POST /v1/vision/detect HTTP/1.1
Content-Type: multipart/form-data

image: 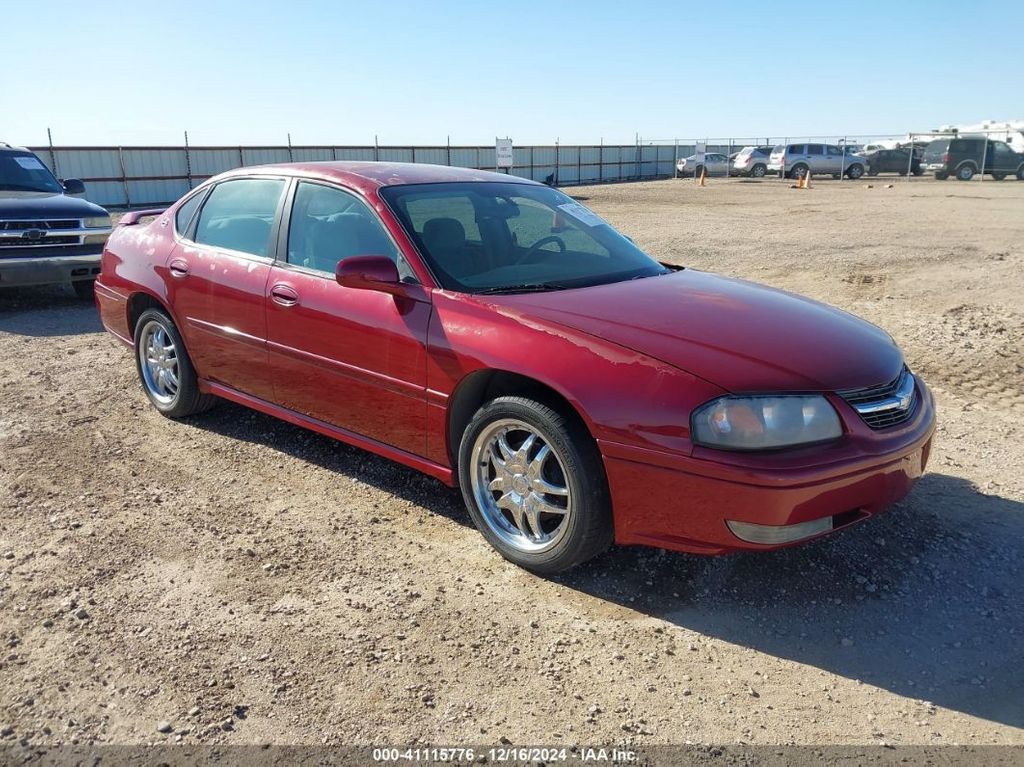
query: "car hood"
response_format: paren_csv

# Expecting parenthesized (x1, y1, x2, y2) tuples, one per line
(0, 191, 107, 219)
(490, 269, 903, 392)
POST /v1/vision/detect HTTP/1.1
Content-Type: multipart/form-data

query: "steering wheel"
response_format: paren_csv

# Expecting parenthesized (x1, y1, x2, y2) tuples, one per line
(515, 235, 566, 265)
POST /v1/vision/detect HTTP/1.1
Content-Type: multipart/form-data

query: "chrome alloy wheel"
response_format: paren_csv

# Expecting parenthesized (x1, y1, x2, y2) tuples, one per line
(470, 418, 572, 553)
(138, 320, 180, 405)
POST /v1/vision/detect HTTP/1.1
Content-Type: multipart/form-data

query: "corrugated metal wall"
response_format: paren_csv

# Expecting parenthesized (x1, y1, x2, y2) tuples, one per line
(27, 142, 683, 208)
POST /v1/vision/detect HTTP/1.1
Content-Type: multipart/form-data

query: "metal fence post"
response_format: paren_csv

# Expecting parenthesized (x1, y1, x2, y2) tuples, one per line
(117, 146, 131, 208)
(446, 135, 451, 166)
(980, 134, 988, 182)
(374, 135, 379, 162)
(238, 146, 244, 168)
(576, 143, 581, 184)
(599, 138, 604, 182)
(47, 127, 60, 179)
(555, 138, 560, 185)
(184, 130, 193, 189)
(673, 138, 678, 178)
(287, 133, 294, 162)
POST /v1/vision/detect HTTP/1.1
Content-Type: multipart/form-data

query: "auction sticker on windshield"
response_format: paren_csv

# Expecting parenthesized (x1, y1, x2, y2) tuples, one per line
(14, 156, 46, 170)
(557, 201, 606, 228)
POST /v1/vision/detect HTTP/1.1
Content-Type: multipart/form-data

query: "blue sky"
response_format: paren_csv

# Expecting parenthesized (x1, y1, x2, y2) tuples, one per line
(2, 0, 1020, 146)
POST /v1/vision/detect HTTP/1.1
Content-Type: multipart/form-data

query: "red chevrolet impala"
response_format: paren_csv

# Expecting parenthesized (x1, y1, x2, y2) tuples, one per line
(95, 163, 934, 573)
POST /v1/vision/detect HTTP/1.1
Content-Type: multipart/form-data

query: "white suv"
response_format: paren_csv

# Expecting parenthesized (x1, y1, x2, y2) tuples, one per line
(767, 143, 866, 180)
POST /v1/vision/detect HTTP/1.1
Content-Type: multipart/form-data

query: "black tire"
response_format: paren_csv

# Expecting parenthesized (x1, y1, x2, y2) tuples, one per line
(867, 169, 879, 176)
(992, 172, 1006, 181)
(133, 308, 217, 418)
(1017, 165, 1024, 181)
(846, 163, 865, 180)
(790, 163, 809, 180)
(956, 164, 975, 181)
(72, 279, 95, 301)
(935, 170, 949, 180)
(458, 396, 612, 574)
(694, 164, 705, 179)
(750, 163, 767, 178)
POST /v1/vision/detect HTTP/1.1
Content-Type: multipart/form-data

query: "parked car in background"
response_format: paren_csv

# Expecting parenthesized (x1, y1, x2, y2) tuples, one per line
(731, 145, 774, 177)
(676, 152, 730, 177)
(865, 149, 923, 176)
(0, 142, 112, 298)
(922, 137, 1024, 181)
(96, 162, 934, 574)
(768, 143, 867, 180)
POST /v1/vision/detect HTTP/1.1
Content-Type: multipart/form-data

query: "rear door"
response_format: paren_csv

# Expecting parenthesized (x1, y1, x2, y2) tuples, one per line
(805, 144, 827, 173)
(165, 176, 287, 400)
(264, 180, 431, 456)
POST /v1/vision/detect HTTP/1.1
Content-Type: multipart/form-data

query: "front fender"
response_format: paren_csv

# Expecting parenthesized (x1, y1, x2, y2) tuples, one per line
(425, 291, 726, 467)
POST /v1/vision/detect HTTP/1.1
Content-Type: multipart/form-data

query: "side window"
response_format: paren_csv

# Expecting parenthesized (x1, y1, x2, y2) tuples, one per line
(788, 144, 804, 155)
(807, 144, 824, 156)
(826, 146, 843, 156)
(286, 182, 410, 279)
(194, 178, 285, 257)
(174, 190, 205, 236)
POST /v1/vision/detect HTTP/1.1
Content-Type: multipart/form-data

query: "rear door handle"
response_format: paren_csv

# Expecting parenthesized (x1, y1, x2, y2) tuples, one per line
(168, 259, 189, 278)
(270, 283, 299, 307)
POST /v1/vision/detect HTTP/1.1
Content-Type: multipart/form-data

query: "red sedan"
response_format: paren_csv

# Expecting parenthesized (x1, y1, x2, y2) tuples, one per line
(95, 163, 934, 573)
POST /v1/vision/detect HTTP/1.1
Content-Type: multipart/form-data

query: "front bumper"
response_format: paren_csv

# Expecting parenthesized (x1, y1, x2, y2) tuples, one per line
(0, 252, 102, 287)
(600, 380, 936, 555)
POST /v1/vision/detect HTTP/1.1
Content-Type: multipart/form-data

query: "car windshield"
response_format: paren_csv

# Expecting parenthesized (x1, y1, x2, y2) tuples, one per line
(381, 182, 669, 293)
(0, 152, 63, 193)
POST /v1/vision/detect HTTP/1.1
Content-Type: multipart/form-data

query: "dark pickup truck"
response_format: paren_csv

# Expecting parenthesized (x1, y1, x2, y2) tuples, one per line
(1, 143, 112, 298)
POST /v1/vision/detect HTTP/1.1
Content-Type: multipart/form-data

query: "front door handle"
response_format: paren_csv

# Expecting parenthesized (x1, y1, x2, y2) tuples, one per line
(270, 283, 299, 307)
(168, 259, 189, 278)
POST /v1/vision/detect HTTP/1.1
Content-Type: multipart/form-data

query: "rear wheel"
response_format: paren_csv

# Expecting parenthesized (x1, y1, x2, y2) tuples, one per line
(694, 164, 705, 179)
(133, 308, 217, 418)
(72, 279, 95, 301)
(750, 163, 766, 178)
(846, 163, 865, 179)
(956, 164, 975, 181)
(790, 163, 809, 180)
(935, 170, 949, 180)
(459, 396, 612, 574)
(1017, 165, 1024, 181)
(992, 172, 1006, 181)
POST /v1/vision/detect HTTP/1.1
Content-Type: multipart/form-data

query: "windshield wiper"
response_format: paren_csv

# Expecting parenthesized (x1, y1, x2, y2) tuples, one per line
(476, 282, 570, 295)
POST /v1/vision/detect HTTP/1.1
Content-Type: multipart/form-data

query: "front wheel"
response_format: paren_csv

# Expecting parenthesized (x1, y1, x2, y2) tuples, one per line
(935, 170, 949, 180)
(459, 396, 612, 574)
(134, 308, 217, 418)
(992, 172, 1006, 181)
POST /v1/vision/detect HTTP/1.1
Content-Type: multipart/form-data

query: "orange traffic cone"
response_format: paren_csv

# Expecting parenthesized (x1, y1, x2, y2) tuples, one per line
(698, 167, 707, 187)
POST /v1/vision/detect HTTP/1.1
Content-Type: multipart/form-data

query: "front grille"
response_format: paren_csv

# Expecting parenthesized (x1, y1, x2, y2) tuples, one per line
(838, 367, 918, 430)
(0, 235, 80, 247)
(0, 219, 80, 231)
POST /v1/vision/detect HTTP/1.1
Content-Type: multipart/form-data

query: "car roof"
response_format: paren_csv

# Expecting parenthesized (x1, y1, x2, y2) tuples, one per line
(213, 161, 541, 194)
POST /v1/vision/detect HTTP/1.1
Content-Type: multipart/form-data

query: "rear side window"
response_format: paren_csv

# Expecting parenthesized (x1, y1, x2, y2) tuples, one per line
(174, 191, 205, 236)
(807, 144, 824, 155)
(194, 178, 286, 257)
(788, 144, 805, 154)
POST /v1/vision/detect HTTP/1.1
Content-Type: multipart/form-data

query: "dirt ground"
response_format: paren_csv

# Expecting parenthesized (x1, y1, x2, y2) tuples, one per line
(0, 176, 1022, 750)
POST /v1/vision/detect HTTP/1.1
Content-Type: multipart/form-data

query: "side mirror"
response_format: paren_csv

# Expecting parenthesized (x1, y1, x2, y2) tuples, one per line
(63, 178, 86, 195)
(335, 255, 401, 293)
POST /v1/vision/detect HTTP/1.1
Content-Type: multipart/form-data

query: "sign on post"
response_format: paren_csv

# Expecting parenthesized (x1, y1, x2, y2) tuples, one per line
(496, 138, 514, 169)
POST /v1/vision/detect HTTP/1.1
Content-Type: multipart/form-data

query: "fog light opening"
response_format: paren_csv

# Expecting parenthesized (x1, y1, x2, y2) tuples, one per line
(726, 516, 834, 545)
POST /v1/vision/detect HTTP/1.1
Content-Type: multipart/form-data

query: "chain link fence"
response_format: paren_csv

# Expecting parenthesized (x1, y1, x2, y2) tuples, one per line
(25, 128, 1024, 208)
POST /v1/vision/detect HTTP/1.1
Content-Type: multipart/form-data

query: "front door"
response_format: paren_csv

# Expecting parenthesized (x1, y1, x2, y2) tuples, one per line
(265, 180, 431, 457)
(165, 176, 287, 401)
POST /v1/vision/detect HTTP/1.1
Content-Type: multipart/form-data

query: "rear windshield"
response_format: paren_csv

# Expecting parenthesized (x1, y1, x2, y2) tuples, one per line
(0, 151, 63, 194)
(923, 140, 950, 160)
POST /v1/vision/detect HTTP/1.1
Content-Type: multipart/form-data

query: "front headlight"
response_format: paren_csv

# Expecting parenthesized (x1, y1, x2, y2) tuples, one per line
(692, 395, 842, 450)
(84, 215, 111, 229)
